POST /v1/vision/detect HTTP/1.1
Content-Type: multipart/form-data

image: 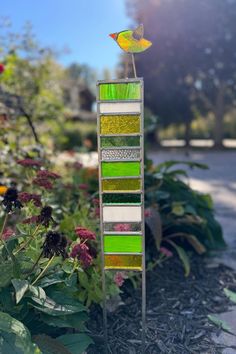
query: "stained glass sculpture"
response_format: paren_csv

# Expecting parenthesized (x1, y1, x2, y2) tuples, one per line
(97, 78, 146, 352)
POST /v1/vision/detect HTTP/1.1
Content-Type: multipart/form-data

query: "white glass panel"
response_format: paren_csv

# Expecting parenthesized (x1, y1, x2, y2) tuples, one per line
(103, 206, 142, 222)
(99, 102, 141, 114)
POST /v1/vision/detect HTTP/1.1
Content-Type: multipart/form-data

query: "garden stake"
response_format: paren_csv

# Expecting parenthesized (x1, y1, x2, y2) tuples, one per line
(97, 77, 146, 353)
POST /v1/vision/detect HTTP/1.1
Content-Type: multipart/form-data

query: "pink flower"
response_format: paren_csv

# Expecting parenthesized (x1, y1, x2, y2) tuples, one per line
(114, 272, 127, 287)
(73, 162, 83, 170)
(17, 159, 42, 167)
(33, 177, 53, 190)
(18, 192, 42, 207)
(0, 64, 5, 74)
(22, 215, 39, 224)
(114, 223, 131, 232)
(79, 184, 88, 190)
(36, 170, 61, 180)
(92, 198, 100, 206)
(75, 226, 96, 240)
(144, 209, 152, 218)
(160, 247, 173, 258)
(70, 243, 93, 268)
(2, 227, 14, 240)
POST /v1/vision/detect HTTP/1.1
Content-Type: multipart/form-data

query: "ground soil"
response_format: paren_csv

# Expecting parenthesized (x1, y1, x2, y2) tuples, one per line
(87, 256, 236, 354)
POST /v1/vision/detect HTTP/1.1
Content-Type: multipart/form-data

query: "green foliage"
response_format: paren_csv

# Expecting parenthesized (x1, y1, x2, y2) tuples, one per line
(224, 288, 236, 304)
(145, 159, 226, 274)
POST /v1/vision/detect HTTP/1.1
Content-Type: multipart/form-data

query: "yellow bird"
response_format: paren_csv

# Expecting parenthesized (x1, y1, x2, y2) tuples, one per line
(109, 24, 152, 54)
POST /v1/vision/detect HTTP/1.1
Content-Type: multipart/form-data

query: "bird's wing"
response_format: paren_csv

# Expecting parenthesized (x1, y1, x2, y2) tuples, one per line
(132, 24, 144, 41)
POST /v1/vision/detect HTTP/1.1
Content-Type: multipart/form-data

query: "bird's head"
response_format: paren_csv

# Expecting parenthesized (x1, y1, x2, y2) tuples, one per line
(109, 32, 118, 41)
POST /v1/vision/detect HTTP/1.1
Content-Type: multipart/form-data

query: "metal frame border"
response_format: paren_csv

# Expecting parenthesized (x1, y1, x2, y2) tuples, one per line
(96, 78, 146, 353)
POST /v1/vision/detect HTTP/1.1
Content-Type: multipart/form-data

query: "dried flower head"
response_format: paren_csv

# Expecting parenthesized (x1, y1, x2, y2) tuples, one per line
(75, 226, 96, 241)
(42, 231, 67, 259)
(2, 188, 23, 213)
(38, 206, 54, 227)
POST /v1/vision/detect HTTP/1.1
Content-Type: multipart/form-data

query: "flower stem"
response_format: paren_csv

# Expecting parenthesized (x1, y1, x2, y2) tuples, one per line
(0, 214, 9, 241)
(31, 255, 55, 286)
(14, 224, 41, 255)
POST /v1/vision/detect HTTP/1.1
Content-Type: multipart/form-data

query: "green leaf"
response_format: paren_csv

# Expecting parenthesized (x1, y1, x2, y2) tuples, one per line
(28, 285, 85, 316)
(224, 288, 236, 304)
(33, 334, 71, 354)
(0, 311, 41, 354)
(168, 241, 190, 276)
(78, 272, 89, 289)
(41, 312, 87, 329)
(12, 279, 29, 304)
(208, 315, 233, 333)
(57, 334, 93, 354)
(185, 235, 206, 255)
(0, 262, 13, 288)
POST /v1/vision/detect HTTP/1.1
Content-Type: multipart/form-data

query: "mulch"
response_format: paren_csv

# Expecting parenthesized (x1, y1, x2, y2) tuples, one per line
(87, 255, 236, 354)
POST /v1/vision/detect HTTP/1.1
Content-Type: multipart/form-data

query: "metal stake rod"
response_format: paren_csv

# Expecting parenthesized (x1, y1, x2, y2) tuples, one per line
(131, 54, 137, 78)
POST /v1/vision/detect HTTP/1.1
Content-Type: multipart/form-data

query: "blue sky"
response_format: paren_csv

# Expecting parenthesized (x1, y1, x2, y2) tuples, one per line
(1, 0, 130, 74)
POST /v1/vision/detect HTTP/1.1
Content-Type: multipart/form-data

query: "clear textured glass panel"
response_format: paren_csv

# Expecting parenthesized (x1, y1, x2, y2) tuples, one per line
(99, 82, 141, 100)
(103, 206, 142, 222)
(101, 148, 140, 161)
(101, 136, 140, 147)
(101, 162, 140, 177)
(104, 236, 142, 253)
(102, 178, 141, 192)
(100, 115, 140, 135)
(104, 254, 142, 270)
(99, 102, 141, 114)
(103, 193, 141, 204)
(103, 222, 142, 232)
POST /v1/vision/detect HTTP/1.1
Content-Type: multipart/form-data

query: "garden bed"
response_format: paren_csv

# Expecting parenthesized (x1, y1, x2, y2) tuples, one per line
(87, 256, 236, 353)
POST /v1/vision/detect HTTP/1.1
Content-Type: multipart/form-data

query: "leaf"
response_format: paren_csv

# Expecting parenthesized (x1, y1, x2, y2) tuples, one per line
(0, 311, 41, 354)
(185, 235, 206, 255)
(58, 334, 93, 354)
(171, 202, 185, 216)
(12, 279, 29, 304)
(41, 312, 87, 329)
(145, 208, 162, 249)
(0, 262, 13, 288)
(168, 241, 190, 276)
(208, 315, 233, 333)
(78, 272, 89, 289)
(28, 285, 85, 316)
(224, 288, 236, 304)
(33, 334, 71, 354)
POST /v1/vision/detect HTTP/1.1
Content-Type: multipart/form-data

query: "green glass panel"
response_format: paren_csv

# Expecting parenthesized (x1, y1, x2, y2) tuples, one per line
(102, 162, 140, 177)
(103, 193, 141, 204)
(99, 82, 141, 100)
(104, 236, 142, 253)
(104, 254, 142, 270)
(102, 179, 141, 192)
(100, 115, 140, 135)
(101, 136, 140, 147)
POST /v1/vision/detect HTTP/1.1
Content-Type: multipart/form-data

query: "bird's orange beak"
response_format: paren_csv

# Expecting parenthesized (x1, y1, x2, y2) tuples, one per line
(109, 33, 117, 40)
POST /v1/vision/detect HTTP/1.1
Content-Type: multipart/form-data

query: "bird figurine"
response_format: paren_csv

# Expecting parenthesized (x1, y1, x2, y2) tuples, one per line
(109, 24, 152, 77)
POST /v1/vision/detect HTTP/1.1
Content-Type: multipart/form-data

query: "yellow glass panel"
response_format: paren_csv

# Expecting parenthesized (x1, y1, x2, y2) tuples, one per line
(100, 115, 140, 135)
(104, 255, 142, 270)
(102, 178, 141, 192)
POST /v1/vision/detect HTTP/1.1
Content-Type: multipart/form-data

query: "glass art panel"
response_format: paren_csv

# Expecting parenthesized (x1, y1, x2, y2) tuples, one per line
(104, 235, 142, 253)
(99, 82, 141, 100)
(104, 254, 142, 270)
(101, 136, 140, 147)
(101, 148, 140, 161)
(101, 161, 140, 177)
(103, 206, 142, 222)
(99, 102, 141, 114)
(103, 193, 141, 204)
(100, 115, 140, 135)
(102, 178, 141, 192)
(103, 222, 142, 232)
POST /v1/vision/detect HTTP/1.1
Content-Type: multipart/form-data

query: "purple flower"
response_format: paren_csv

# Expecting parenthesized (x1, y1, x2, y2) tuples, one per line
(75, 226, 96, 241)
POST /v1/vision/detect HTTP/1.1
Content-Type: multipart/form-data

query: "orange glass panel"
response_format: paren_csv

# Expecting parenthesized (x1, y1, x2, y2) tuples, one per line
(104, 254, 142, 270)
